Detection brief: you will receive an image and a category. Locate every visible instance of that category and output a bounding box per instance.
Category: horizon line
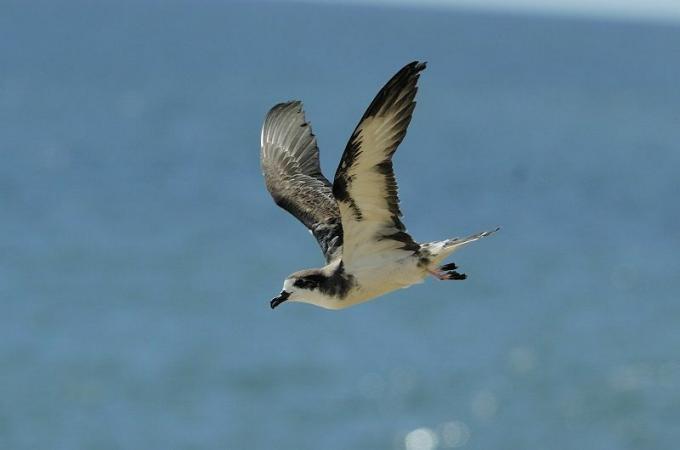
[283,0,680,25]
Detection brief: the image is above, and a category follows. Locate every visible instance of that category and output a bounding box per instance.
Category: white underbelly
[343,254,427,306]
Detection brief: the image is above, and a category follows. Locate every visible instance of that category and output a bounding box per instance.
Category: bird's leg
[445,270,467,280]
[427,268,448,280]
[428,264,467,281]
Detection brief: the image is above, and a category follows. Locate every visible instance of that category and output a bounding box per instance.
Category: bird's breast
[343,255,427,304]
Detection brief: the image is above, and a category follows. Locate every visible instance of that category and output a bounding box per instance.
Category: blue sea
[2,1,680,449]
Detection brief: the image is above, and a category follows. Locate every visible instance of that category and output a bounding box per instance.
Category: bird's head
[270,269,326,309]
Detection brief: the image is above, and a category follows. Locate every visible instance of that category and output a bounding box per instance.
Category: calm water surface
[2,2,680,449]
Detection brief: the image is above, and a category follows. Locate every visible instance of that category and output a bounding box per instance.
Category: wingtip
[406,60,427,73]
[265,101,306,125]
[270,100,303,112]
[403,61,427,84]
[286,100,303,109]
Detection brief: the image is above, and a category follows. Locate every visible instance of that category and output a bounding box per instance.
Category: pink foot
[427,268,448,280]
[428,267,467,281]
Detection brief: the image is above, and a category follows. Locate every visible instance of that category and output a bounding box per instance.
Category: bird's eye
[293,278,317,289]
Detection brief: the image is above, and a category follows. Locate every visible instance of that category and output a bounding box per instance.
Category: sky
[307,0,680,23]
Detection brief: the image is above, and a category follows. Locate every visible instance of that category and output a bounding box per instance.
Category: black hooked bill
[270,290,290,309]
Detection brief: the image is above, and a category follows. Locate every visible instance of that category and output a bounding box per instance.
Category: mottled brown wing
[332,62,425,266]
[260,101,342,261]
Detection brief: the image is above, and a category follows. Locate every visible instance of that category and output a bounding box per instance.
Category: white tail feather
[444,227,500,249]
[424,227,500,263]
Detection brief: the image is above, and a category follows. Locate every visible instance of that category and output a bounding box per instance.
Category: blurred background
[2,0,679,449]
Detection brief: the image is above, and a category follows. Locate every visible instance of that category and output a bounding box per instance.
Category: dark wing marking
[332,62,425,264]
[261,101,342,261]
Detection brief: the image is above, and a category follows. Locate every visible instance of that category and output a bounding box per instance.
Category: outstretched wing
[332,61,425,265]
[333,61,425,265]
[261,101,343,261]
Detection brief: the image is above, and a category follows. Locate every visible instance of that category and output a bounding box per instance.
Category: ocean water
[2,1,680,449]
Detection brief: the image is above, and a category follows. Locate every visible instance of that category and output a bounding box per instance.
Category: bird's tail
[443,227,500,249]
[425,227,500,262]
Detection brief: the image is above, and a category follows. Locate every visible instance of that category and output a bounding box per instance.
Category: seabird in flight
[261,61,498,310]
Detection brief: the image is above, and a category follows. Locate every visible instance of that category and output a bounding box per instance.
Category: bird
[260,61,498,310]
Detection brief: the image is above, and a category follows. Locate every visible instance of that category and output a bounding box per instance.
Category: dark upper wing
[332,61,425,265]
[260,101,342,261]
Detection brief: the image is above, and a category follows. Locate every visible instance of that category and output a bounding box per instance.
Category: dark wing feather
[261,101,342,261]
[332,62,425,265]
